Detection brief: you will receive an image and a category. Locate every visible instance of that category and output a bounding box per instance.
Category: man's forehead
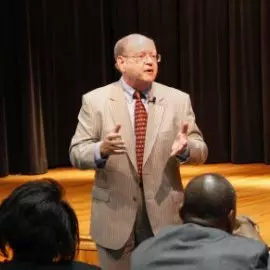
[125,38,156,52]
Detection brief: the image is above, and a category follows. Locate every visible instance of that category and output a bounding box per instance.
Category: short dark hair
[0,178,79,263]
[180,173,236,224]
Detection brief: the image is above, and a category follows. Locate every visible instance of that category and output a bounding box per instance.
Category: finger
[246,216,257,226]
[112,143,126,150]
[113,149,126,154]
[113,124,121,133]
[182,141,188,149]
[112,140,125,146]
[170,143,187,157]
[110,139,126,148]
[237,216,249,223]
[181,122,188,134]
[170,148,178,157]
[109,139,126,147]
[107,133,122,141]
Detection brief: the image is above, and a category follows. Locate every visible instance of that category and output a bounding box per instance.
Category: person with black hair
[131,173,269,270]
[0,178,100,270]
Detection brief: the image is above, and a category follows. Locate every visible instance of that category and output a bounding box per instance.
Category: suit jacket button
[132,196,137,202]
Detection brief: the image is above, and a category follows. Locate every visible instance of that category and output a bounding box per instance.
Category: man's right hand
[233,216,266,244]
[100,124,126,157]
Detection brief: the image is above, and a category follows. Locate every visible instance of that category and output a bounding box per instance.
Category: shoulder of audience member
[133,225,180,255]
[228,233,269,256]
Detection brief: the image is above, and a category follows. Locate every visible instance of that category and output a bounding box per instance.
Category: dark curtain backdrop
[1,0,270,177]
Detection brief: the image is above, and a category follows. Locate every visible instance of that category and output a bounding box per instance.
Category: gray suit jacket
[131,223,269,270]
[69,81,208,249]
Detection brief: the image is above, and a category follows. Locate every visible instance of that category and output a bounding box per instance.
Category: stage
[0,163,270,264]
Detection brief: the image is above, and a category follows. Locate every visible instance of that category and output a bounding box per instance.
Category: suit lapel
[109,82,137,170]
[143,83,165,167]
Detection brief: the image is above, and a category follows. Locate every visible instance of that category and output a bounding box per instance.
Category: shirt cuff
[94,141,108,168]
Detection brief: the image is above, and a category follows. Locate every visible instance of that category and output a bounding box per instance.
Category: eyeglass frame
[120,53,162,63]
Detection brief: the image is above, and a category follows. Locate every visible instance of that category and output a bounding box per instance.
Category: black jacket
[0,261,100,270]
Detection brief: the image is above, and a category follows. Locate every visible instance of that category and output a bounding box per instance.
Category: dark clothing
[131,223,269,270]
[0,261,100,270]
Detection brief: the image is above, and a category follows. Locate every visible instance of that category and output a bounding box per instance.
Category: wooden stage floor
[1,163,270,246]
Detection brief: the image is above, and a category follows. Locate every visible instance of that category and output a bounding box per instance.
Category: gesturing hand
[100,124,126,157]
[233,216,265,244]
[170,122,188,157]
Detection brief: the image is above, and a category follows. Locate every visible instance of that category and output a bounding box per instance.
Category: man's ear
[115,56,125,73]
[179,203,185,220]
[228,209,236,233]
[115,62,120,71]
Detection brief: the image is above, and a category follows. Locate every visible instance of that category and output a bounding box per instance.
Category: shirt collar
[120,77,151,103]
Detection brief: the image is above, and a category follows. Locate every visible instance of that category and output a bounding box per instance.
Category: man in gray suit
[69,33,208,269]
[131,173,269,270]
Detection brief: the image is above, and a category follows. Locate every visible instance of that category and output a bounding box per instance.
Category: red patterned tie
[134,91,148,179]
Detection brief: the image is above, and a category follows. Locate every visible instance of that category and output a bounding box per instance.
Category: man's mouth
[144,69,154,74]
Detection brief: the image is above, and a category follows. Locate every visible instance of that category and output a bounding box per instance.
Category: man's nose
[144,55,155,63]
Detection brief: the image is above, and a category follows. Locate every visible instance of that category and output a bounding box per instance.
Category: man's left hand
[170,122,188,157]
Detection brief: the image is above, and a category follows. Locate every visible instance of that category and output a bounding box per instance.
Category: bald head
[180,173,236,231]
[114,34,154,60]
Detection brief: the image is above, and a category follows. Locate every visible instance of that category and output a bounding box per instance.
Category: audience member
[131,173,269,270]
[0,179,100,270]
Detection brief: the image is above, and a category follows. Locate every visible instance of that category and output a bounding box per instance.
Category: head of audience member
[0,179,79,263]
[180,173,236,233]
[114,33,161,91]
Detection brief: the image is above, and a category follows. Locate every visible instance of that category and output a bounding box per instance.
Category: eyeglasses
[122,53,161,63]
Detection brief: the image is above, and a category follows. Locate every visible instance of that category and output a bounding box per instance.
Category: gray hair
[113,33,154,60]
